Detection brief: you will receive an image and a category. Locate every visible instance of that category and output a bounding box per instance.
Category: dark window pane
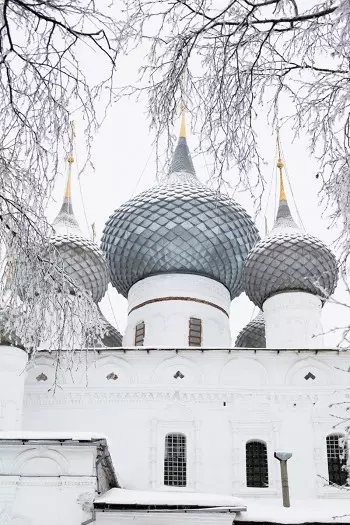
[327,434,348,486]
[246,441,269,488]
[164,433,187,487]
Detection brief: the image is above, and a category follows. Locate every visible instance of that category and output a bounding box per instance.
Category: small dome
[101,116,259,298]
[0,310,24,349]
[51,176,109,303]
[97,307,122,348]
[235,311,266,348]
[244,185,338,309]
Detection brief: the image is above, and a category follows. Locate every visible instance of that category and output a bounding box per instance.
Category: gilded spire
[179,105,186,138]
[277,130,287,201]
[53,121,80,231]
[272,130,299,232]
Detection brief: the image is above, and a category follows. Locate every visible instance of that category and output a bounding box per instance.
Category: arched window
[246,440,269,488]
[164,433,187,487]
[189,318,202,346]
[326,433,348,486]
[135,321,145,346]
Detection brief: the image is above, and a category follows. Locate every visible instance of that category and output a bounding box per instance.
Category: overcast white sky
[46,33,349,348]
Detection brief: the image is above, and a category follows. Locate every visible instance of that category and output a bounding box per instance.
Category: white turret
[244,138,338,349]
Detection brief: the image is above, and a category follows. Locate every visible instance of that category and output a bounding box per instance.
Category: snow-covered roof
[94,488,246,511]
[0,431,107,442]
[236,498,350,524]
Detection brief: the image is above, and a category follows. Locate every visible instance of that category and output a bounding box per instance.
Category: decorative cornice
[23,388,334,407]
[128,296,229,317]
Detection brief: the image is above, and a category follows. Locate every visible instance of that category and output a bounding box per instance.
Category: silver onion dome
[101,114,260,298]
[51,171,109,303]
[235,311,266,348]
[244,169,338,309]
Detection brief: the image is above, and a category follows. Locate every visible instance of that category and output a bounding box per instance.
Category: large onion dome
[235,311,266,348]
[101,113,259,298]
[51,168,109,303]
[244,162,338,309]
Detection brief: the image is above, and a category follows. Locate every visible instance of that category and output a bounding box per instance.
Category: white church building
[0,114,349,525]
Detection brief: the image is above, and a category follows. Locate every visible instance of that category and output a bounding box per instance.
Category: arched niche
[220,358,269,386]
[25,356,64,387]
[14,447,69,476]
[151,356,203,385]
[87,355,137,386]
[285,358,333,386]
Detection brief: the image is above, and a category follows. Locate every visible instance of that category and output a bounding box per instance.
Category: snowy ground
[236,498,350,523]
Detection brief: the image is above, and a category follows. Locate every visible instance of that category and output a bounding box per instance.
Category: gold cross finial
[277,129,287,201]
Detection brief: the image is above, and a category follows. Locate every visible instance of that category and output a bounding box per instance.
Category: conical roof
[235,311,266,348]
[51,162,109,303]
[244,149,338,308]
[101,112,259,298]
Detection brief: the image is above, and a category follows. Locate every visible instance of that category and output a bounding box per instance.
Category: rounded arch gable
[87,355,137,385]
[220,358,268,386]
[151,356,203,385]
[285,358,333,386]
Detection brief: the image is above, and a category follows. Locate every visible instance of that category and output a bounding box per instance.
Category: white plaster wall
[22,348,350,503]
[0,347,27,431]
[124,274,231,347]
[0,443,98,525]
[263,292,324,349]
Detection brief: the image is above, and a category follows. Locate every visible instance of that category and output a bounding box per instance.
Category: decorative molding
[128,296,229,317]
[23,388,343,408]
[0,476,95,488]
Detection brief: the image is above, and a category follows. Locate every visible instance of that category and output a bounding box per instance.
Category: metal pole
[274,451,292,508]
[279,460,290,507]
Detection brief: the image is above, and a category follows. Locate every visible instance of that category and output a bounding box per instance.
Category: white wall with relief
[0,440,106,525]
[22,348,350,502]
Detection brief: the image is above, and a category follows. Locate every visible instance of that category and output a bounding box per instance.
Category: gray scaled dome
[51,172,109,303]
[96,307,122,348]
[244,171,338,309]
[235,311,266,348]
[101,114,259,298]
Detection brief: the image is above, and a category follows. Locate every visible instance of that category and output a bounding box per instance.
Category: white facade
[0,434,117,525]
[124,274,232,347]
[263,292,324,349]
[0,346,27,431]
[21,348,350,504]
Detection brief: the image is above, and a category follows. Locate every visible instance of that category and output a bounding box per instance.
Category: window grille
[246,440,269,488]
[164,433,187,487]
[326,434,348,486]
[188,318,202,347]
[134,321,145,346]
